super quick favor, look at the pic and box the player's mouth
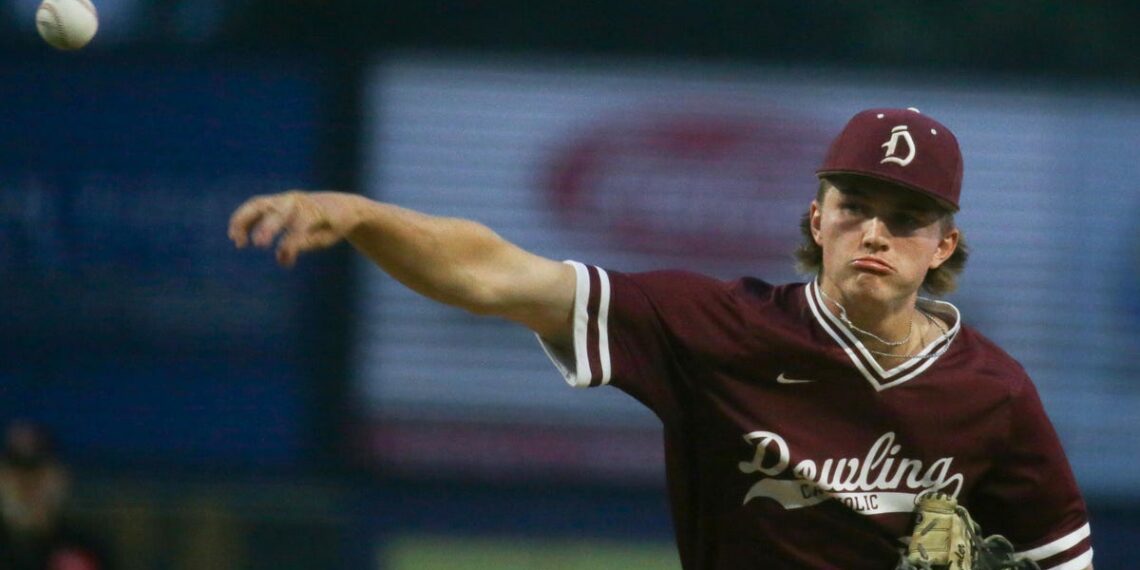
[850,256,894,274]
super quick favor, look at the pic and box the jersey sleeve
[970,376,1093,570]
[536,261,747,422]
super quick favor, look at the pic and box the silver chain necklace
[817,287,914,347]
[865,310,951,360]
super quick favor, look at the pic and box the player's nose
[861,216,890,250]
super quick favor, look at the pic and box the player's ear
[809,200,823,245]
[929,226,959,269]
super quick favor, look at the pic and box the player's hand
[227,191,342,267]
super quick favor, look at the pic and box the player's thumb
[276,227,340,267]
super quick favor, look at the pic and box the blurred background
[2,1,1139,568]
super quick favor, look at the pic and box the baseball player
[228,108,1092,570]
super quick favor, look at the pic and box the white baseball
[36,0,99,51]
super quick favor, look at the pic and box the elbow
[462,298,501,318]
[461,283,512,318]
[456,277,537,324]
[439,271,505,317]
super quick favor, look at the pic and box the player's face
[810,178,959,308]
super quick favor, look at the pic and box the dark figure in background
[0,422,112,570]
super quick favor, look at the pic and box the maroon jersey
[539,262,1092,570]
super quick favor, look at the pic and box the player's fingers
[276,238,299,268]
[228,202,261,248]
[275,227,338,268]
[252,192,312,248]
[251,208,291,248]
[228,195,277,248]
[275,231,315,268]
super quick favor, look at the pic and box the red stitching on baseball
[36,4,66,44]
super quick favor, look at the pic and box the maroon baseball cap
[816,108,963,211]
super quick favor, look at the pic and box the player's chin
[847,269,892,286]
[843,272,905,300]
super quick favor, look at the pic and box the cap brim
[816,169,960,213]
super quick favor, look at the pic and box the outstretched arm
[227,191,576,347]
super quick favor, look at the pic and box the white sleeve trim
[1018,523,1090,561]
[536,333,580,387]
[596,266,612,383]
[535,261,597,388]
[1042,549,1093,570]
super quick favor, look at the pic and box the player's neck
[817,279,919,350]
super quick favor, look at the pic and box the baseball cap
[816,108,963,211]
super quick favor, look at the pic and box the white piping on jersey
[536,261,614,388]
[1017,522,1091,564]
[811,279,959,377]
[596,267,613,384]
[1043,550,1093,570]
[805,285,880,387]
[535,260,595,388]
[571,261,595,385]
[806,280,961,391]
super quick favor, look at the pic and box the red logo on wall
[545,107,830,263]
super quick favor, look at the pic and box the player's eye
[893,213,919,227]
[903,209,934,226]
[887,210,935,234]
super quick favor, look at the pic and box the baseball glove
[895,493,1040,570]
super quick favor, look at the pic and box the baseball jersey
[538,262,1092,570]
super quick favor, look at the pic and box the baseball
[36,0,99,50]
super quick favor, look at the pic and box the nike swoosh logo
[776,373,816,384]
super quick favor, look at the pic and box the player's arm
[227,190,576,347]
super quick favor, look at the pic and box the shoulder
[614,269,807,322]
[949,325,1048,427]
[620,268,735,292]
[953,324,1033,389]
[613,269,809,350]
[617,268,794,307]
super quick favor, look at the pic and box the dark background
[1,2,1137,568]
